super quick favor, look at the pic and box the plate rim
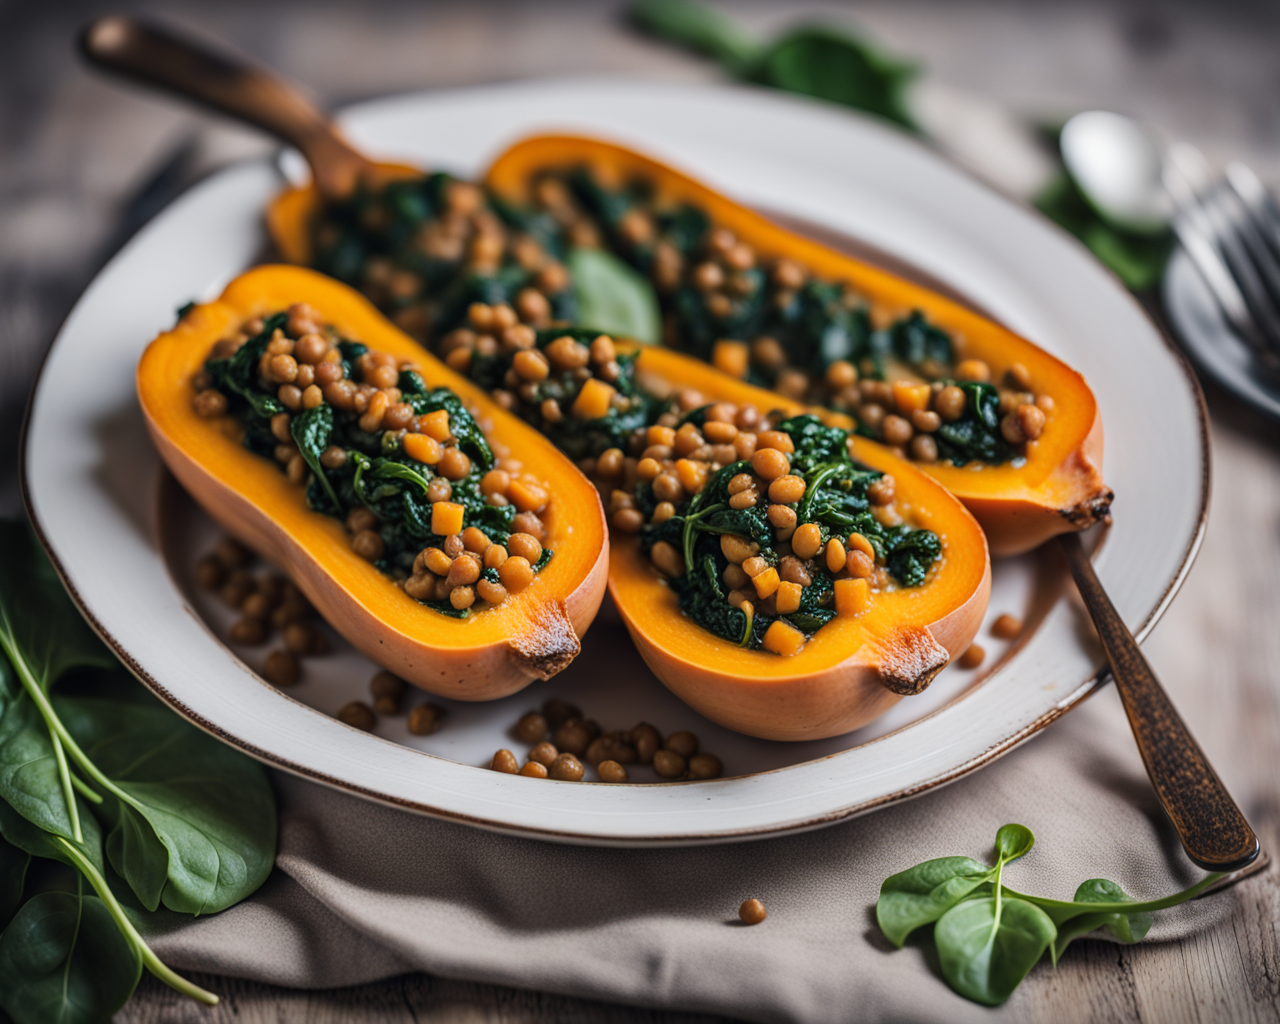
[20,77,1211,845]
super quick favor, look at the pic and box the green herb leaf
[876,856,994,947]
[994,823,1035,863]
[567,247,663,344]
[1049,878,1152,965]
[290,403,343,515]
[629,0,761,71]
[0,833,29,929]
[934,895,1057,1006]
[0,887,143,1024]
[55,696,277,916]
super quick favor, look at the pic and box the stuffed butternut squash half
[374,306,990,740]
[137,265,609,700]
[267,135,1110,556]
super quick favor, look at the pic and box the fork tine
[1226,163,1280,258]
[1203,187,1280,344]
[1174,213,1280,376]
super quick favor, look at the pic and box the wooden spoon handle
[1058,532,1259,871]
[80,16,374,199]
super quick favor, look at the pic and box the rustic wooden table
[2,2,1278,1021]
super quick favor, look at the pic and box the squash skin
[611,345,991,741]
[137,265,609,700]
[482,135,1112,557]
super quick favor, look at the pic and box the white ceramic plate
[23,79,1207,844]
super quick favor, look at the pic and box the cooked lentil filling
[304,165,1053,468]
[191,304,554,617]
[443,307,942,657]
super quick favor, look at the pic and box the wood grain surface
[1,2,1278,1021]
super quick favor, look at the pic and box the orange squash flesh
[137,265,609,700]
[482,135,1112,558]
[610,343,991,741]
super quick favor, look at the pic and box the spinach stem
[70,772,104,804]
[9,662,137,812]
[55,836,220,1007]
[1,633,82,842]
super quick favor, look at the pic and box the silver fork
[1165,145,1280,377]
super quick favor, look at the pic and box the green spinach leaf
[876,856,994,947]
[1049,878,1152,965]
[290,403,342,515]
[935,895,1057,1006]
[55,696,277,916]
[0,887,142,1024]
[567,247,662,344]
[0,833,29,929]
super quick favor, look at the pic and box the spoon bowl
[1060,110,1172,234]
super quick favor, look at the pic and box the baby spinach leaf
[1049,878,1152,965]
[204,313,287,419]
[0,521,115,841]
[0,887,142,1024]
[567,247,662,344]
[994,823,1035,862]
[0,521,116,697]
[876,856,994,947]
[407,389,494,471]
[934,895,1057,1006]
[631,0,918,130]
[0,834,29,929]
[54,696,276,916]
[0,793,106,879]
[883,526,942,588]
[290,403,342,515]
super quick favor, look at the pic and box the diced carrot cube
[431,501,465,536]
[419,409,451,442]
[751,566,780,599]
[892,382,932,414]
[403,433,443,465]
[762,619,805,656]
[774,580,802,615]
[570,378,617,420]
[508,479,549,513]
[834,577,872,617]
[775,581,802,615]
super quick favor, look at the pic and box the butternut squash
[482,135,1112,557]
[137,265,609,700]
[609,344,991,741]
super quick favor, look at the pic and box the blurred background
[3,0,1279,508]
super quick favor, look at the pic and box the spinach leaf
[56,696,277,916]
[204,314,287,419]
[0,887,142,1024]
[1048,878,1152,965]
[568,247,662,344]
[884,528,943,588]
[933,382,1016,466]
[876,823,1223,1007]
[0,521,114,840]
[290,403,342,515]
[935,895,1057,1006]
[887,310,953,369]
[631,0,918,130]
[406,388,494,471]
[0,833,29,929]
[876,856,994,948]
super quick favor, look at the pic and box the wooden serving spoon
[1059,533,1258,871]
[81,16,1259,872]
[80,16,393,200]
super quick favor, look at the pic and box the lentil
[263,649,301,686]
[739,899,767,925]
[597,760,628,783]
[491,749,519,774]
[549,753,586,781]
[991,613,1023,640]
[407,703,445,735]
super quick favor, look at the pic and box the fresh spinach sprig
[876,823,1220,1006]
[0,521,278,1022]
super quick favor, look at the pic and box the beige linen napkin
[142,681,1248,1024]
